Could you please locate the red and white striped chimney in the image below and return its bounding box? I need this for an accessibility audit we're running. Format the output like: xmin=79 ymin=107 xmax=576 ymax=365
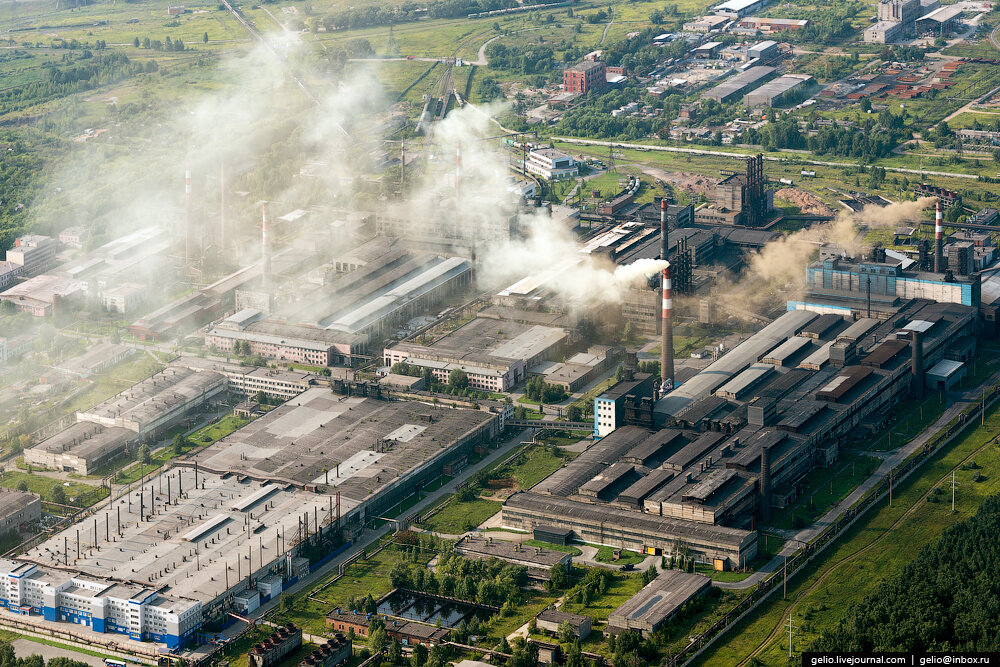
xmin=184 ymin=168 xmax=193 ymax=262
xmin=661 ymin=262 xmax=674 ymax=394
xmin=261 ymin=202 xmax=272 ymax=291
xmin=934 ymin=200 xmax=944 ymax=273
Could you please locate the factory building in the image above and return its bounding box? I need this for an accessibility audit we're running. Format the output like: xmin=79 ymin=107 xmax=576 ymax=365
xmin=915 ymin=3 xmax=965 ymax=32
xmin=0 ymin=262 xmax=23 ymax=292
xmin=0 ymin=561 xmax=200 ymax=648
xmin=76 ymin=367 xmax=227 ymax=436
xmin=0 ymin=275 xmax=84 ymax=317
xmin=696 ymin=154 xmax=772 ymax=227
xmin=375 ymin=203 xmax=517 ymax=255
xmin=702 ymin=66 xmax=776 ymax=104
xmin=384 ymin=317 xmax=568 ymax=392
xmin=5 ymin=235 xmax=57 ymax=277
xmin=510 ymin=301 xmax=976 ymax=568
xmin=563 ymin=61 xmax=607 ymax=94
xmin=789 ymin=246 xmax=980 ymax=315
xmin=502 ymin=492 xmax=757 ymax=567
xmin=26 ymin=422 xmax=136 ymax=475
xmin=525 ymin=149 xmax=579 ymax=180
xmin=594 ymin=373 xmax=658 ymax=438
xmin=743 ymin=74 xmax=814 ymax=107
xmin=736 ymin=17 xmax=808 ymax=32
xmin=0 ymin=491 xmax=41 ymax=535
xmin=607 ymin=571 xmax=711 ymax=636
xmin=535 ymin=609 xmax=591 ymax=639
xmin=20 ymin=393 xmax=497 ymax=645
xmin=207 ymin=309 xmax=366 ymax=367
xmin=171 ymin=357 xmax=315 ymax=399
xmin=712 ymin=0 xmax=770 ymax=18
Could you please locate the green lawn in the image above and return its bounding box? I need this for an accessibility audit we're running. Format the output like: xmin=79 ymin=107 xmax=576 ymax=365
xmin=695 ymin=399 xmax=1000 ymax=665
xmin=594 ymin=545 xmax=645 ymax=566
xmin=0 ymin=471 xmax=106 ymax=506
xmin=858 ymin=392 xmax=947 ymax=452
xmin=492 ymin=443 xmax=574 ymax=490
xmin=417 ymin=498 xmax=502 ymax=534
xmin=187 ymin=414 xmax=249 ymax=445
xmin=523 ymin=539 xmax=582 ymax=555
xmin=110 ymin=416 xmax=247 ymax=484
xmin=768 ymin=453 xmax=882 ymax=531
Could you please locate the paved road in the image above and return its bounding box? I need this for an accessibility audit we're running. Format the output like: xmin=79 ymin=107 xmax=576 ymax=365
xmin=11 ymin=639 xmax=108 ymax=667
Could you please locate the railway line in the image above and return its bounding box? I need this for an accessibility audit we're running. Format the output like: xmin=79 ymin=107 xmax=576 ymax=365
xmin=734 ymin=426 xmax=1000 ymax=666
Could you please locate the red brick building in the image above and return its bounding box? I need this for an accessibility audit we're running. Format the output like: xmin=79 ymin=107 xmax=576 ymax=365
xmin=563 ymin=61 xmax=607 ymax=94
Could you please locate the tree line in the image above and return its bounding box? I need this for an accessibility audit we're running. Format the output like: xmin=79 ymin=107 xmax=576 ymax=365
xmin=811 ymin=492 xmax=1000 ymax=652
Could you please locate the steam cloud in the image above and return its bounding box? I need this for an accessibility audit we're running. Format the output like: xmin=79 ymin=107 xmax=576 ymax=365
xmin=715 ymin=197 xmax=938 ymax=320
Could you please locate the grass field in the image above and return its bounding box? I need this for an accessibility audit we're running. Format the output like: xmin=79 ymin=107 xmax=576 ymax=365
xmin=417 ymin=498 xmax=501 ymax=534
xmin=768 ymin=453 xmax=882 ymax=531
xmin=0 ymin=471 xmax=105 ymax=506
xmin=492 ymin=442 xmax=574 ymax=490
xmin=523 ymin=539 xmax=582 ymax=555
xmin=594 ymin=545 xmax=645 ymax=566
xmin=187 ymin=414 xmax=249 ymax=445
xmin=695 ymin=399 xmax=1000 ymax=665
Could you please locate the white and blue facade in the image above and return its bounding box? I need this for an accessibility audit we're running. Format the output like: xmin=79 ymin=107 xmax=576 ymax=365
xmin=800 ymin=258 xmax=980 ymax=312
xmin=0 ymin=561 xmax=201 ymax=649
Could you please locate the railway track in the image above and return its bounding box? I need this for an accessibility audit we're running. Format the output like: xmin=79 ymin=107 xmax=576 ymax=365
xmin=733 ymin=428 xmax=1000 ymax=666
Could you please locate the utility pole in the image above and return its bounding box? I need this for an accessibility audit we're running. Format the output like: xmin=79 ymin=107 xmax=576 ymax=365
xmin=889 ymin=467 xmax=893 ymax=507
xmin=952 ymin=470 xmax=958 ymax=512
xmin=788 ymin=616 xmax=796 ymax=658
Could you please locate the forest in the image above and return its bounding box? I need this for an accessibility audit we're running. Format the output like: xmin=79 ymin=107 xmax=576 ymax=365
xmin=811 ymin=493 xmax=1000 ymax=652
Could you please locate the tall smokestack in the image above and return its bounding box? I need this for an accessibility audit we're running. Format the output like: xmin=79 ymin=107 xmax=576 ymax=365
xmin=934 ymin=201 xmax=944 ymax=273
xmin=261 ymin=202 xmax=272 ymax=292
xmin=911 ymin=329 xmax=924 ymax=399
xmin=455 ymin=143 xmax=461 ymax=191
xmin=660 ymin=199 xmax=674 ymax=393
xmin=184 ymin=168 xmax=193 ymax=262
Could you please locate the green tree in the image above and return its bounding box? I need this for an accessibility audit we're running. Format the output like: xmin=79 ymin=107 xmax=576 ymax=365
xmin=567 ymin=405 xmax=583 ymax=422
xmin=388 ymin=638 xmax=402 ymax=664
xmin=369 ymin=618 xmax=388 ymax=653
xmin=410 ymin=644 xmax=427 ymax=667
xmin=16 ymin=481 xmax=28 ymax=492
xmin=137 ymin=443 xmax=151 ymax=465
xmin=558 ymin=620 xmax=575 ymax=643
xmin=449 ymin=368 xmax=469 ymax=389
xmin=172 ymin=433 xmax=186 ymax=455
xmin=51 ymin=484 xmax=66 ymax=505
xmin=132 ymin=37 xmax=139 ymax=47
xmin=203 ymin=32 xmax=209 ymax=43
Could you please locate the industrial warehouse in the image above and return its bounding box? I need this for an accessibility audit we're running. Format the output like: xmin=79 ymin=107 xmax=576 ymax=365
xmin=501 ymin=294 xmax=979 ymax=567
xmin=383 ymin=316 xmax=569 ymax=391
xmin=17 ymin=385 xmax=500 ymax=646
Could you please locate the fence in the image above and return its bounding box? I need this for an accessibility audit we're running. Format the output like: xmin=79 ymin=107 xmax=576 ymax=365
xmin=672 ymin=380 xmax=1000 ymax=666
